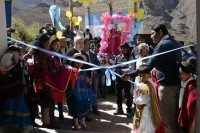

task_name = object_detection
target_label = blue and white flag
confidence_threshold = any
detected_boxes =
[49,5,66,30]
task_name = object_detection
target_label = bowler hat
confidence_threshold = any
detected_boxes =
[180,57,196,74]
[120,42,130,49]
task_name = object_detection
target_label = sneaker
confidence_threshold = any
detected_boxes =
[114,108,124,115]
[80,124,90,130]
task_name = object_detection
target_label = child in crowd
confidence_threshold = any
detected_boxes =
[132,64,163,133]
[178,57,197,133]
[67,53,95,131]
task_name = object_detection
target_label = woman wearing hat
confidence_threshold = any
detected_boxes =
[178,57,197,133]
[33,34,73,128]
[0,45,32,131]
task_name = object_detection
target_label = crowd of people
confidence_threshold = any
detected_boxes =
[0,22,197,133]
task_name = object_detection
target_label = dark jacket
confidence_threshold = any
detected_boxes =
[147,37,182,86]
[83,32,93,40]
[66,47,92,78]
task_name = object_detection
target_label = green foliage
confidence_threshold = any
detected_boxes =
[12,17,41,43]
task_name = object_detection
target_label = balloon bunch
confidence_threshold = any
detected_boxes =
[66,11,83,25]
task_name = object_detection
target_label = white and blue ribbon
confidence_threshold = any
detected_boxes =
[105,68,116,86]
[7,37,195,86]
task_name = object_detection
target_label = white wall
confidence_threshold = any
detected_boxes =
[0,0,7,56]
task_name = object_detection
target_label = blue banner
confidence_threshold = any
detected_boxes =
[5,1,12,28]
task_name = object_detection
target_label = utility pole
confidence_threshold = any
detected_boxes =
[87,6,90,28]
[53,0,56,29]
[134,1,138,13]
[69,0,73,31]
[196,0,200,132]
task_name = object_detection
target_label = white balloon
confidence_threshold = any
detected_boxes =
[73,0,77,2]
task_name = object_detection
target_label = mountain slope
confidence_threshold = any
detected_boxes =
[12,0,196,42]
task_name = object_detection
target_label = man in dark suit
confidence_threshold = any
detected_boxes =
[122,23,182,132]
[148,23,181,133]
[65,36,92,122]
[83,29,93,41]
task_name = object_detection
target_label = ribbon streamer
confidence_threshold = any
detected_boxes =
[49,5,66,30]
[7,37,194,86]
[105,68,116,86]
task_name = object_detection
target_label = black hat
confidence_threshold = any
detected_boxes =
[180,57,196,74]
[65,25,70,29]
[120,42,130,49]
[38,34,51,42]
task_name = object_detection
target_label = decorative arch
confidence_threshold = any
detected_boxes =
[99,11,136,55]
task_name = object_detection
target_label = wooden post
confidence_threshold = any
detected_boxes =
[196,0,200,132]
[0,0,7,56]
[69,0,74,31]
[134,2,138,13]
[87,6,90,28]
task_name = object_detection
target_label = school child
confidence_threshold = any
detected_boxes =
[132,64,163,133]
[66,53,95,131]
[178,57,197,133]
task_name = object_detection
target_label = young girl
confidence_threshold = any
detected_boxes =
[67,53,95,131]
[178,57,197,133]
[132,64,163,133]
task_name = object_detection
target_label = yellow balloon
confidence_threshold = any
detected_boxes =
[56,31,63,38]
[78,16,83,22]
[132,0,138,2]
[138,8,145,15]
[75,21,80,25]
[66,11,72,18]
[128,8,134,13]
[136,13,143,20]
[88,0,93,2]
[78,0,83,3]
[72,17,78,23]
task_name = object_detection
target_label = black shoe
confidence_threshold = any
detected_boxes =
[126,108,134,115]
[50,125,60,129]
[41,124,51,128]
[114,108,124,115]
[93,107,100,115]
[93,109,100,115]
[59,115,65,121]
[32,122,40,127]
[85,116,92,122]
[101,95,107,99]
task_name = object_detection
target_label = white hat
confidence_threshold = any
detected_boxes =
[0,51,19,72]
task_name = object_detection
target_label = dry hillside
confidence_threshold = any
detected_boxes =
[13,0,196,42]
